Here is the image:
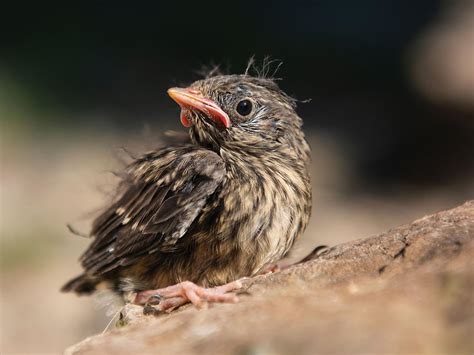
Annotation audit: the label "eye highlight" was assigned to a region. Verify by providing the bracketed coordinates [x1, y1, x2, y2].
[236, 99, 253, 116]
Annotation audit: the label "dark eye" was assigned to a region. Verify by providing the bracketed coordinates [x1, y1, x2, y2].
[236, 99, 253, 116]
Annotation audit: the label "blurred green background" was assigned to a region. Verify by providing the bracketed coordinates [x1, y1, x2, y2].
[1, 1, 473, 353]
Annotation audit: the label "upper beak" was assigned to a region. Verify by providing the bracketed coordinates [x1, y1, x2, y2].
[167, 87, 231, 128]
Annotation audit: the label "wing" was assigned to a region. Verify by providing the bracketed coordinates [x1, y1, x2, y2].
[80, 146, 226, 275]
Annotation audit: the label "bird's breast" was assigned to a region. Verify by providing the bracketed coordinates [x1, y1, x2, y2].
[212, 156, 311, 275]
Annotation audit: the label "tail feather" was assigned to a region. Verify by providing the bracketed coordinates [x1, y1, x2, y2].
[61, 274, 100, 294]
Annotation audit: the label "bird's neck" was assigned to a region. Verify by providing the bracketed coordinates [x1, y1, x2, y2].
[189, 127, 310, 179]
[218, 142, 307, 182]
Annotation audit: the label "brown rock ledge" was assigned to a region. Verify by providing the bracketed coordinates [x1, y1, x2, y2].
[66, 201, 474, 355]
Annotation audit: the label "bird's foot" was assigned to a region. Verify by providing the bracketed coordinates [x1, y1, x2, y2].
[133, 280, 242, 313]
[258, 262, 286, 275]
[258, 246, 330, 276]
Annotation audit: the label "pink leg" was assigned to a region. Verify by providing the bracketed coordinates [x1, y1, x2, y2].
[134, 280, 242, 312]
[258, 262, 289, 275]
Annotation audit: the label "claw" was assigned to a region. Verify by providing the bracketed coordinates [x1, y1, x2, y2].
[148, 294, 164, 305]
[143, 304, 162, 316]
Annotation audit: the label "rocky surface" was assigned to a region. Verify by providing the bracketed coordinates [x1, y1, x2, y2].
[66, 201, 474, 355]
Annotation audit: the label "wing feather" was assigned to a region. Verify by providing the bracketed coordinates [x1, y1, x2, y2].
[80, 146, 225, 276]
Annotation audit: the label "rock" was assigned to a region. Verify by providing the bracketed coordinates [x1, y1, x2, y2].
[65, 201, 474, 355]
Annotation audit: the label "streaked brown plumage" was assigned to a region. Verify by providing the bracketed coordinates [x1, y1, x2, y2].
[62, 72, 311, 308]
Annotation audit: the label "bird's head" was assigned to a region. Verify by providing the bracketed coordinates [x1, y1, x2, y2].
[168, 75, 308, 156]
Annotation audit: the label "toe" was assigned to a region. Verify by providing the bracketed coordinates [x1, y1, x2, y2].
[183, 287, 203, 308]
[214, 280, 243, 293]
[207, 293, 239, 303]
[195, 287, 239, 303]
[158, 296, 188, 312]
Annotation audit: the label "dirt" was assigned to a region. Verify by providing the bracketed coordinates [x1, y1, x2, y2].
[66, 201, 474, 355]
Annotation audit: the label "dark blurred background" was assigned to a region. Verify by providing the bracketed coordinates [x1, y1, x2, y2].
[1, 1, 473, 353]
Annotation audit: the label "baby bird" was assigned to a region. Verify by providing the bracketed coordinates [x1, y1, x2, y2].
[62, 73, 312, 311]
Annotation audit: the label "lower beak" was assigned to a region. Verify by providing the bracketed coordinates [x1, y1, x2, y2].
[167, 87, 231, 128]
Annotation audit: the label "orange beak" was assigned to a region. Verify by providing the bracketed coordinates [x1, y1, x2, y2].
[167, 87, 231, 128]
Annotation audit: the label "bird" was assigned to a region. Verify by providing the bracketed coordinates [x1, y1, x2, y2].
[62, 70, 312, 311]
